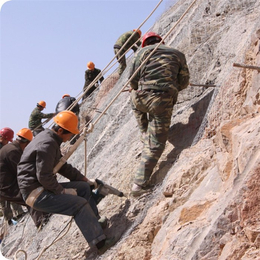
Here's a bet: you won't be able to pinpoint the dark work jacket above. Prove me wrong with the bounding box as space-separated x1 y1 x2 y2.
55 97 79 115
0 141 23 200
17 129 85 201
84 68 104 89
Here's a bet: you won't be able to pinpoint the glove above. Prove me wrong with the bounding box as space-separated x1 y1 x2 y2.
62 188 77 196
88 179 98 189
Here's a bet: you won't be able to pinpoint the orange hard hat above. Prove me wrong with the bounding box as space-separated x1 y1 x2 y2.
62 94 70 98
133 29 142 37
53 111 79 135
0 127 14 142
37 100 46 108
87 61 95 71
17 128 33 142
141 32 162 48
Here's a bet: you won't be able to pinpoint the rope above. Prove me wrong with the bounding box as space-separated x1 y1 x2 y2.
84 138 87 176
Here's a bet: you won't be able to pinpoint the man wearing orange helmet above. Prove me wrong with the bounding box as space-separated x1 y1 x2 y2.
28 101 55 136
128 32 190 196
0 128 49 228
82 62 104 101
0 127 25 226
18 111 115 254
114 29 142 76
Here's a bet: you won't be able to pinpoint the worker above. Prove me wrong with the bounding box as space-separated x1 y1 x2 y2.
0 127 14 149
82 62 104 101
55 94 80 144
0 127 26 225
55 94 80 115
114 29 142 76
0 128 50 228
17 111 115 254
28 100 55 136
128 32 190 197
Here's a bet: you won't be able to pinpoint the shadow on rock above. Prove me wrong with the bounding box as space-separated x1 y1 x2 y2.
151 90 214 185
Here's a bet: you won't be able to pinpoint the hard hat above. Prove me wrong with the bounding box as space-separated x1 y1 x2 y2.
133 29 142 37
141 32 162 48
53 111 79 134
37 100 46 108
62 94 70 98
0 127 14 142
87 61 95 71
17 128 33 142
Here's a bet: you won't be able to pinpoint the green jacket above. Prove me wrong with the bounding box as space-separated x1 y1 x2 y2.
28 107 54 130
114 30 141 53
129 44 190 95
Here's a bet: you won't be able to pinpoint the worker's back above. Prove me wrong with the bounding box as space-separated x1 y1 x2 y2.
55 96 79 115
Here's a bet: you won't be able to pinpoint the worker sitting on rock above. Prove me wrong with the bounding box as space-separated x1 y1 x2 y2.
0 128 50 228
28 100 55 136
128 32 190 197
17 111 116 255
114 29 142 76
0 127 27 226
82 62 104 101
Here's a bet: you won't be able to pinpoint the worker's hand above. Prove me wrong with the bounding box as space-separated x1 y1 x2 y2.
62 188 77 196
88 179 98 189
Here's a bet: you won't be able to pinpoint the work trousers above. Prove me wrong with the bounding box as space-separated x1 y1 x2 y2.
32 181 105 247
114 48 126 76
131 90 177 187
0 200 24 221
0 195 49 228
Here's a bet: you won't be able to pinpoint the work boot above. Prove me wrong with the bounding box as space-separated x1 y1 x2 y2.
130 183 148 197
98 216 108 229
97 237 117 255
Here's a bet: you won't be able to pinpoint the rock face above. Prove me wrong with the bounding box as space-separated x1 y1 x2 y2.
1 0 260 259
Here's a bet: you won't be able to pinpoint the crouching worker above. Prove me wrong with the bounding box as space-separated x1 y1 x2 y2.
17 111 115 254
0 128 50 228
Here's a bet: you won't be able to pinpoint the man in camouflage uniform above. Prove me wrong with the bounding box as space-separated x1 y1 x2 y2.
128 32 190 196
114 29 142 76
28 100 55 136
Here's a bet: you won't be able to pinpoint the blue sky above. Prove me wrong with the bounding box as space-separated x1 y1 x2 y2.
0 0 168 136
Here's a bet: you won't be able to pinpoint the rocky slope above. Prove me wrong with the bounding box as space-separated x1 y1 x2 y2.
1 0 260 259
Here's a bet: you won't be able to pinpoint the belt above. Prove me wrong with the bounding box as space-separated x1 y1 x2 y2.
25 186 44 208
143 89 168 94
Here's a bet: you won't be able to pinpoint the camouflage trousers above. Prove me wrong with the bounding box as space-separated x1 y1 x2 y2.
114 48 126 76
131 90 177 187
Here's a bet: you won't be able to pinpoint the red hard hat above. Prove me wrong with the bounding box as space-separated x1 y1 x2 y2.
142 32 162 48
0 127 14 142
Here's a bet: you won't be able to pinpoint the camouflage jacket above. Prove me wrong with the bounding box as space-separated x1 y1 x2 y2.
114 30 141 53
129 44 190 95
84 68 104 88
28 107 54 130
